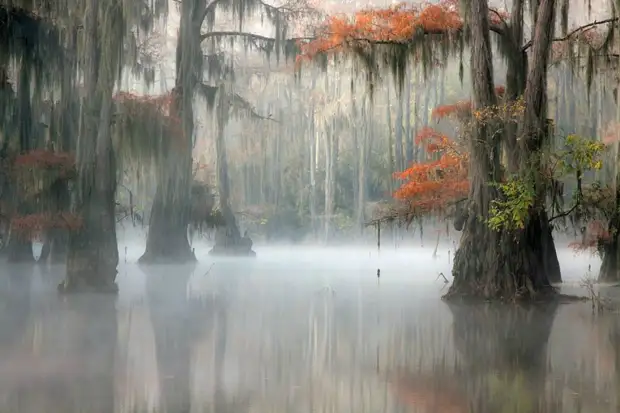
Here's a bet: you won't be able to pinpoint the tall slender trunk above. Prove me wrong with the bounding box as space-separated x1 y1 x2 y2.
62 0 120 293
309 84 318 239
323 123 335 242
6 59 34 263
210 87 253 255
405 71 413 166
395 91 403 173
356 99 368 233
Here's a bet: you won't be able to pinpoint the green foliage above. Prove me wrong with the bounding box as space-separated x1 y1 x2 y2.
555 134 605 176
487 177 535 232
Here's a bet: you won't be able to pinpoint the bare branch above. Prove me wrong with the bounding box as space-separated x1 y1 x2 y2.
522 17 619 51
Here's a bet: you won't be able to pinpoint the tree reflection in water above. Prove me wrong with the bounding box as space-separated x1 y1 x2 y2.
0 272 117 413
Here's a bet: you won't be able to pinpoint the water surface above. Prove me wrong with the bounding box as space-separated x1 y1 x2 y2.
0 245 617 412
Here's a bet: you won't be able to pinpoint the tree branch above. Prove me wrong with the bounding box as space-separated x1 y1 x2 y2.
198 83 278 122
522 17 619 51
549 202 579 222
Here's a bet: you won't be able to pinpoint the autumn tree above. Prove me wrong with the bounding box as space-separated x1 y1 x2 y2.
0 4 78 263
297 0 617 298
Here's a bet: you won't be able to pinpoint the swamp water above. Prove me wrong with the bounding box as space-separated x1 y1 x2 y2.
0 244 617 412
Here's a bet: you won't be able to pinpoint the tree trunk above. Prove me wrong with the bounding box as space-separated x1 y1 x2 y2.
356 99 368 233
5 232 33 263
323 124 335 242
49 231 68 264
404 71 413 166
599 56 620 283
61 0 119 293
210 88 254 256
140 0 200 264
309 92 318 239
140 172 195 264
446 0 555 300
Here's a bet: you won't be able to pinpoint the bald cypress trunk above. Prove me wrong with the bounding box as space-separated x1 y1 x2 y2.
209 89 255 256
447 0 555 300
5 57 34 263
140 0 201 264
61 0 119 293
502 0 561 284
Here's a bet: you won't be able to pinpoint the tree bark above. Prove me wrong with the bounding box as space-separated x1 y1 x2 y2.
598 51 620 283
61 0 119 293
140 170 196 264
447 0 555 300
210 88 254 256
502 0 561 284
5 232 34 263
140 0 201 264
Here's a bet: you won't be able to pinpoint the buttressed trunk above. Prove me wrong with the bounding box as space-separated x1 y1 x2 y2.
447 0 509 299
505 0 558 294
141 0 200 264
448 0 555 300
61 0 119 293
502 0 561 284
140 142 195 264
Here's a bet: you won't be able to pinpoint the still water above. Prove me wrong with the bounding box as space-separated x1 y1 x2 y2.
0 244 617 413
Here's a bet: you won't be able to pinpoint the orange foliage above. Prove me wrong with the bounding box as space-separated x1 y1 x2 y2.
393 127 468 216
431 100 472 119
431 86 505 119
10 212 83 239
14 150 75 172
297 1 507 62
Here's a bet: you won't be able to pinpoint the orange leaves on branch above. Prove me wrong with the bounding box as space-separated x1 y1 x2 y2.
298 1 462 61
431 86 505 120
393 127 468 217
432 101 472 119
297 1 508 62
11 212 83 239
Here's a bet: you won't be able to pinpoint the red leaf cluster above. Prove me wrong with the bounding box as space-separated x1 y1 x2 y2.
393 127 468 217
10 212 83 239
431 100 472 119
113 91 185 146
114 91 175 116
14 150 75 172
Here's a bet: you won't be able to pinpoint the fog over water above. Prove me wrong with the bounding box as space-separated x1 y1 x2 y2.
3 237 619 413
